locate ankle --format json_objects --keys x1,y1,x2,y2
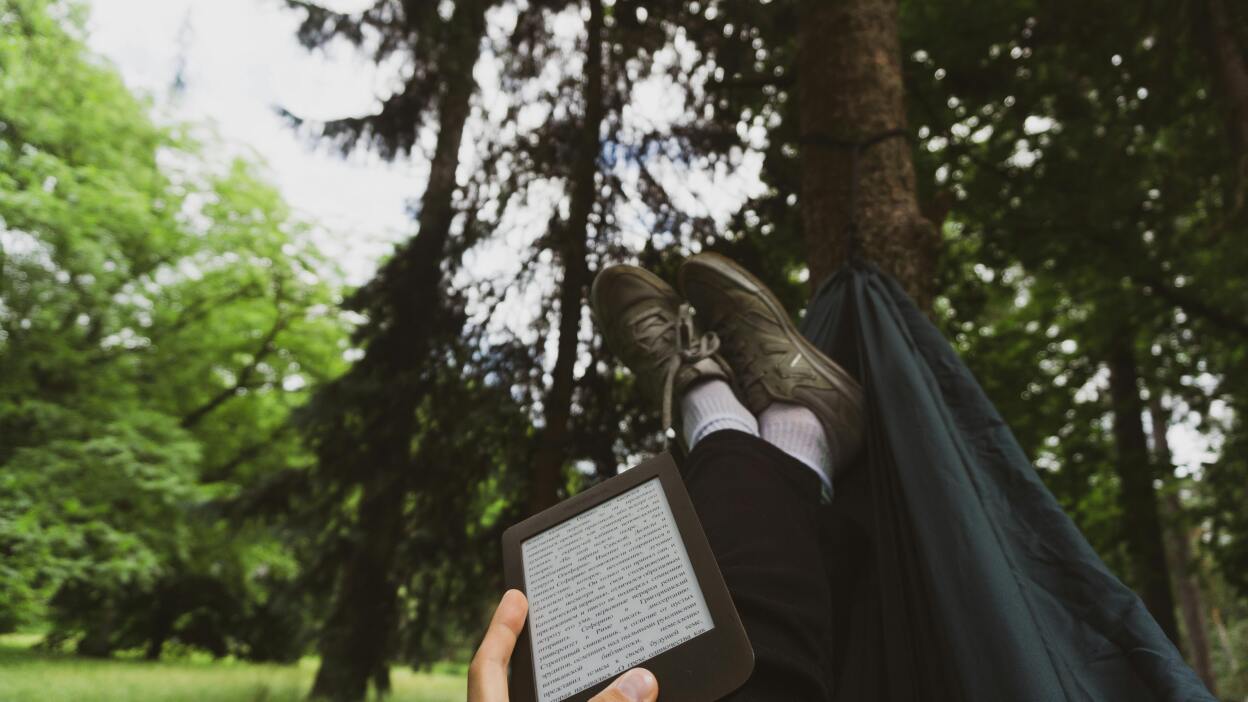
[
  {"x1": 759, "y1": 402, "x2": 833, "y2": 488},
  {"x1": 681, "y1": 380, "x2": 758, "y2": 448}
]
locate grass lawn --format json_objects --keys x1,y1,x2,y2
[{"x1": 0, "y1": 634, "x2": 466, "y2": 702}]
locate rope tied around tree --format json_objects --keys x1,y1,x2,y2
[{"x1": 800, "y1": 128, "x2": 910, "y2": 262}]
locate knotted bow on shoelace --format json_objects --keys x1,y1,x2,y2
[{"x1": 660, "y1": 303, "x2": 721, "y2": 447}]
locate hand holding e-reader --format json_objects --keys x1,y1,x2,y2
[
  {"x1": 492, "y1": 453, "x2": 754, "y2": 702},
  {"x1": 468, "y1": 590, "x2": 660, "y2": 702}
]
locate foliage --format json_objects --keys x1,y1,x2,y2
[
  {"x1": 897, "y1": 0, "x2": 1248, "y2": 592},
  {"x1": 275, "y1": 4, "x2": 546, "y2": 698},
  {"x1": 0, "y1": 0, "x2": 347, "y2": 658},
  {"x1": 878, "y1": 0, "x2": 1248, "y2": 683}
]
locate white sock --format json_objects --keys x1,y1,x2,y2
[
  {"x1": 681, "y1": 380, "x2": 758, "y2": 448},
  {"x1": 759, "y1": 402, "x2": 833, "y2": 489}
]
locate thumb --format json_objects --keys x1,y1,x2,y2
[{"x1": 588, "y1": 668, "x2": 659, "y2": 702}]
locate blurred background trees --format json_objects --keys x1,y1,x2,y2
[
  {"x1": 0, "y1": 0, "x2": 346, "y2": 660},
  {"x1": 2, "y1": 0, "x2": 1247, "y2": 700}
]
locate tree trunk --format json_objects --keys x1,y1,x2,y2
[
  {"x1": 76, "y1": 604, "x2": 116, "y2": 658},
  {"x1": 1197, "y1": 0, "x2": 1248, "y2": 215},
  {"x1": 1212, "y1": 607, "x2": 1239, "y2": 672},
  {"x1": 1148, "y1": 397, "x2": 1217, "y2": 693},
  {"x1": 144, "y1": 632, "x2": 167, "y2": 661},
  {"x1": 308, "y1": 4, "x2": 486, "y2": 700},
  {"x1": 145, "y1": 597, "x2": 173, "y2": 661},
  {"x1": 1106, "y1": 336, "x2": 1180, "y2": 645},
  {"x1": 528, "y1": 0, "x2": 605, "y2": 514},
  {"x1": 310, "y1": 484, "x2": 403, "y2": 702},
  {"x1": 796, "y1": 0, "x2": 938, "y2": 305},
  {"x1": 1204, "y1": 0, "x2": 1248, "y2": 166}
]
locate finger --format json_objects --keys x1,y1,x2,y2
[
  {"x1": 588, "y1": 668, "x2": 659, "y2": 702},
  {"x1": 468, "y1": 589, "x2": 528, "y2": 702}
]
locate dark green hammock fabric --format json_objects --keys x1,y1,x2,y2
[{"x1": 801, "y1": 262, "x2": 1215, "y2": 702}]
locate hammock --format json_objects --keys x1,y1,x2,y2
[{"x1": 802, "y1": 261, "x2": 1214, "y2": 702}]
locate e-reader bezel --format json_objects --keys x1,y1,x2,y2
[{"x1": 502, "y1": 452, "x2": 754, "y2": 702}]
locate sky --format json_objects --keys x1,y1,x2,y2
[{"x1": 84, "y1": 0, "x2": 416, "y2": 286}]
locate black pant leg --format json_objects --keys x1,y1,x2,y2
[{"x1": 683, "y1": 429, "x2": 834, "y2": 702}]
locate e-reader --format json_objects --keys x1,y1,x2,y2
[{"x1": 502, "y1": 453, "x2": 754, "y2": 702}]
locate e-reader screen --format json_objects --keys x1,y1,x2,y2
[{"x1": 520, "y1": 477, "x2": 715, "y2": 702}]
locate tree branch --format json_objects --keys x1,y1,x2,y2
[
  {"x1": 180, "y1": 314, "x2": 288, "y2": 429},
  {"x1": 200, "y1": 423, "x2": 292, "y2": 482},
  {"x1": 1136, "y1": 273, "x2": 1248, "y2": 338}
]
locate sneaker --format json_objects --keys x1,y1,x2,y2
[
  {"x1": 590, "y1": 264, "x2": 734, "y2": 447},
  {"x1": 678, "y1": 252, "x2": 864, "y2": 466}
]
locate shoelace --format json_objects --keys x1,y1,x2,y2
[{"x1": 660, "y1": 303, "x2": 721, "y2": 446}]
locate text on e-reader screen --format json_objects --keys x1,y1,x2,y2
[{"x1": 521, "y1": 477, "x2": 715, "y2": 702}]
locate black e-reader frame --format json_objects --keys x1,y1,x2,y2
[{"x1": 502, "y1": 453, "x2": 754, "y2": 702}]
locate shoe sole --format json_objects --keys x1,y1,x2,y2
[{"x1": 678, "y1": 252, "x2": 862, "y2": 399}]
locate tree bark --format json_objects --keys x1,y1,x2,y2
[
  {"x1": 1212, "y1": 607, "x2": 1239, "y2": 672},
  {"x1": 528, "y1": 0, "x2": 605, "y2": 514},
  {"x1": 76, "y1": 605, "x2": 117, "y2": 658},
  {"x1": 1199, "y1": 0, "x2": 1248, "y2": 213},
  {"x1": 310, "y1": 483, "x2": 404, "y2": 701},
  {"x1": 308, "y1": 3, "x2": 486, "y2": 700},
  {"x1": 1148, "y1": 397, "x2": 1217, "y2": 693},
  {"x1": 144, "y1": 591, "x2": 174, "y2": 661},
  {"x1": 796, "y1": 0, "x2": 938, "y2": 305},
  {"x1": 1205, "y1": 0, "x2": 1248, "y2": 161},
  {"x1": 1106, "y1": 336, "x2": 1180, "y2": 645}
]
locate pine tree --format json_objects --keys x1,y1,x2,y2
[
  {"x1": 281, "y1": 2, "x2": 492, "y2": 699},
  {"x1": 527, "y1": 0, "x2": 607, "y2": 513},
  {"x1": 1107, "y1": 331, "x2": 1181, "y2": 642}
]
